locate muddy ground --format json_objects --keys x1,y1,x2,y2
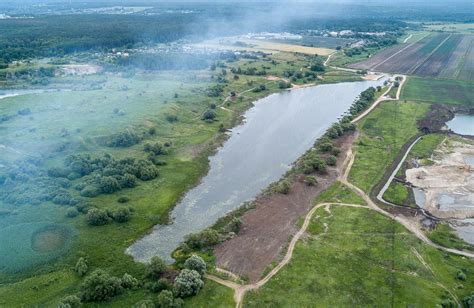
[{"x1": 214, "y1": 132, "x2": 357, "y2": 282}]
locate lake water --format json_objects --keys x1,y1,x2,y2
[
  {"x1": 447, "y1": 114, "x2": 474, "y2": 136},
  {"x1": 127, "y1": 79, "x2": 386, "y2": 263}
]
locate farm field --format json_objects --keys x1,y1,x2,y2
[
  {"x1": 272, "y1": 35, "x2": 354, "y2": 49},
  {"x1": 244, "y1": 206, "x2": 474, "y2": 307},
  {"x1": 401, "y1": 77, "x2": 474, "y2": 106},
  {"x1": 349, "y1": 33, "x2": 474, "y2": 81}
]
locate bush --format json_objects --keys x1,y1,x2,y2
[
  {"x1": 305, "y1": 175, "x2": 318, "y2": 186},
  {"x1": 331, "y1": 147, "x2": 341, "y2": 157},
  {"x1": 457, "y1": 270, "x2": 467, "y2": 281},
  {"x1": 99, "y1": 176, "x2": 121, "y2": 193},
  {"x1": 121, "y1": 273, "x2": 138, "y2": 289},
  {"x1": 144, "y1": 143, "x2": 166, "y2": 155},
  {"x1": 66, "y1": 207, "x2": 79, "y2": 218},
  {"x1": 326, "y1": 155, "x2": 337, "y2": 166},
  {"x1": 119, "y1": 173, "x2": 137, "y2": 188},
  {"x1": 75, "y1": 257, "x2": 88, "y2": 276},
  {"x1": 86, "y1": 208, "x2": 111, "y2": 226},
  {"x1": 156, "y1": 290, "x2": 184, "y2": 308},
  {"x1": 319, "y1": 142, "x2": 333, "y2": 153},
  {"x1": 112, "y1": 207, "x2": 132, "y2": 223},
  {"x1": 58, "y1": 295, "x2": 81, "y2": 308},
  {"x1": 462, "y1": 291, "x2": 474, "y2": 308},
  {"x1": 135, "y1": 299, "x2": 155, "y2": 308},
  {"x1": 146, "y1": 256, "x2": 167, "y2": 279},
  {"x1": 184, "y1": 229, "x2": 220, "y2": 250},
  {"x1": 201, "y1": 110, "x2": 217, "y2": 121},
  {"x1": 225, "y1": 217, "x2": 242, "y2": 233},
  {"x1": 174, "y1": 269, "x2": 204, "y2": 298},
  {"x1": 117, "y1": 196, "x2": 130, "y2": 203},
  {"x1": 275, "y1": 180, "x2": 291, "y2": 194},
  {"x1": 148, "y1": 278, "x2": 172, "y2": 293},
  {"x1": 184, "y1": 255, "x2": 207, "y2": 277},
  {"x1": 108, "y1": 130, "x2": 142, "y2": 147},
  {"x1": 80, "y1": 185, "x2": 100, "y2": 198},
  {"x1": 80, "y1": 269, "x2": 123, "y2": 302}
]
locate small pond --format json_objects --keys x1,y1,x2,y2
[{"x1": 446, "y1": 114, "x2": 474, "y2": 136}]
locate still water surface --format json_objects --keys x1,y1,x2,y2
[{"x1": 127, "y1": 79, "x2": 386, "y2": 263}]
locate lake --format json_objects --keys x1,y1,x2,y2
[
  {"x1": 127, "y1": 79, "x2": 387, "y2": 263},
  {"x1": 447, "y1": 114, "x2": 474, "y2": 136}
]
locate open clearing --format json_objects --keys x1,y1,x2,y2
[
  {"x1": 349, "y1": 33, "x2": 474, "y2": 81},
  {"x1": 244, "y1": 206, "x2": 474, "y2": 307}
]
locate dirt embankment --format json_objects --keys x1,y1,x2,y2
[{"x1": 214, "y1": 132, "x2": 357, "y2": 282}]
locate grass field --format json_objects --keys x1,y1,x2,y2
[
  {"x1": 348, "y1": 101, "x2": 430, "y2": 193},
  {"x1": 245, "y1": 206, "x2": 474, "y2": 307},
  {"x1": 401, "y1": 77, "x2": 474, "y2": 106}
]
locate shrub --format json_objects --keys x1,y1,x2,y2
[
  {"x1": 80, "y1": 185, "x2": 100, "y2": 198},
  {"x1": 80, "y1": 269, "x2": 123, "y2": 302},
  {"x1": 119, "y1": 173, "x2": 137, "y2": 188},
  {"x1": 226, "y1": 217, "x2": 242, "y2": 233},
  {"x1": 117, "y1": 196, "x2": 130, "y2": 203},
  {"x1": 156, "y1": 290, "x2": 184, "y2": 308},
  {"x1": 99, "y1": 176, "x2": 121, "y2": 193},
  {"x1": 201, "y1": 110, "x2": 217, "y2": 121},
  {"x1": 66, "y1": 207, "x2": 79, "y2": 218},
  {"x1": 121, "y1": 273, "x2": 138, "y2": 289},
  {"x1": 86, "y1": 208, "x2": 111, "y2": 226},
  {"x1": 146, "y1": 256, "x2": 167, "y2": 279},
  {"x1": 75, "y1": 257, "x2": 88, "y2": 276},
  {"x1": 184, "y1": 255, "x2": 207, "y2": 277},
  {"x1": 174, "y1": 269, "x2": 204, "y2": 298},
  {"x1": 108, "y1": 130, "x2": 142, "y2": 147},
  {"x1": 462, "y1": 292, "x2": 474, "y2": 308},
  {"x1": 184, "y1": 229, "x2": 220, "y2": 250},
  {"x1": 326, "y1": 156, "x2": 337, "y2": 166},
  {"x1": 148, "y1": 278, "x2": 172, "y2": 293},
  {"x1": 319, "y1": 142, "x2": 333, "y2": 153},
  {"x1": 58, "y1": 295, "x2": 81, "y2": 308},
  {"x1": 457, "y1": 270, "x2": 467, "y2": 281},
  {"x1": 112, "y1": 207, "x2": 132, "y2": 223},
  {"x1": 144, "y1": 143, "x2": 166, "y2": 155},
  {"x1": 135, "y1": 299, "x2": 155, "y2": 308},
  {"x1": 331, "y1": 147, "x2": 341, "y2": 157},
  {"x1": 305, "y1": 176, "x2": 318, "y2": 186},
  {"x1": 276, "y1": 180, "x2": 291, "y2": 194},
  {"x1": 165, "y1": 114, "x2": 178, "y2": 123}
]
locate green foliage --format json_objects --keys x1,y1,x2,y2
[
  {"x1": 462, "y1": 291, "x2": 474, "y2": 308},
  {"x1": 80, "y1": 269, "x2": 123, "y2": 302},
  {"x1": 278, "y1": 80, "x2": 292, "y2": 89},
  {"x1": 184, "y1": 229, "x2": 220, "y2": 250},
  {"x1": 304, "y1": 175, "x2": 318, "y2": 186},
  {"x1": 58, "y1": 295, "x2": 81, "y2": 308},
  {"x1": 86, "y1": 208, "x2": 111, "y2": 226},
  {"x1": 173, "y1": 269, "x2": 204, "y2": 298},
  {"x1": 112, "y1": 207, "x2": 132, "y2": 223},
  {"x1": 74, "y1": 257, "x2": 88, "y2": 277},
  {"x1": 275, "y1": 179, "x2": 291, "y2": 194},
  {"x1": 319, "y1": 142, "x2": 333, "y2": 153},
  {"x1": 108, "y1": 130, "x2": 143, "y2": 147},
  {"x1": 148, "y1": 278, "x2": 172, "y2": 293},
  {"x1": 99, "y1": 176, "x2": 121, "y2": 193},
  {"x1": 146, "y1": 256, "x2": 167, "y2": 279},
  {"x1": 144, "y1": 143, "x2": 166, "y2": 155},
  {"x1": 156, "y1": 290, "x2": 184, "y2": 308},
  {"x1": 121, "y1": 273, "x2": 138, "y2": 289},
  {"x1": 184, "y1": 255, "x2": 207, "y2": 277},
  {"x1": 201, "y1": 110, "x2": 217, "y2": 121},
  {"x1": 457, "y1": 270, "x2": 467, "y2": 281},
  {"x1": 66, "y1": 207, "x2": 79, "y2": 218},
  {"x1": 326, "y1": 155, "x2": 337, "y2": 166}
]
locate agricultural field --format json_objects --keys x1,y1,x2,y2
[
  {"x1": 272, "y1": 35, "x2": 355, "y2": 49},
  {"x1": 245, "y1": 206, "x2": 473, "y2": 307},
  {"x1": 401, "y1": 77, "x2": 474, "y2": 106},
  {"x1": 349, "y1": 33, "x2": 474, "y2": 81}
]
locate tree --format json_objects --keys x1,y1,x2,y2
[
  {"x1": 119, "y1": 173, "x2": 137, "y2": 188},
  {"x1": 319, "y1": 142, "x2": 333, "y2": 153},
  {"x1": 75, "y1": 257, "x2": 88, "y2": 276},
  {"x1": 80, "y1": 269, "x2": 123, "y2": 302},
  {"x1": 86, "y1": 208, "x2": 111, "y2": 226},
  {"x1": 146, "y1": 256, "x2": 167, "y2": 279},
  {"x1": 184, "y1": 255, "x2": 207, "y2": 277},
  {"x1": 184, "y1": 229, "x2": 220, "y2": 250},
  {"x1": 112, "y1": 207, "x2": 131, "y2": 223},
  {"x1": 156, "y1": 290, "x2": 184, "y2": 308},
  {"x1": 58, "y1": 295, "x2": 81, "y2": 308},
  {"x1": 99, "y1": 176, "x2": 121, "y2": 193},
  {"x1": 201, "y1": 110, "x2": 216, "y2": 121},
  {"x1": 462, "y1": 291, "x2": 474, "y2": 308},
  {"x1": 121, "y1": 273, "x2": 138, "y2": 289},
  {"x1": 66, "y1": 207, "x2": 79, "y2": 218},
  {"x1": 174, "y1": 269, "x2": 204, "y2": 298}
]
